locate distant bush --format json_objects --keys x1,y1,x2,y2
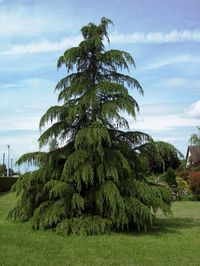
[
  {"x1": 179, "y1": 193, "x2": 195, "y2": 201},
  {"x1": 176, "y1": 177, "x2": 188, "y2": 192},
  {"x1": 176, "y1": 168, "x2": 191, "y2": 181},
  {"x1": 189, "y1": 172, "x2": 200, "y2": 200},
  {"x1": 0, "y1": 177, "x2": 18, "y2": 192},
  {"x1": 191, "y1": 166, "x2": 200, "y2": 173},
  {"x1": 164, "y1": 168, "x2": 177, "y2": 187},
  {"x1": 175, "y1": 177, "x2": 190, "y2": 200}
]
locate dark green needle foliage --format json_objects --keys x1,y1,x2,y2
[
  {"x1": 145, "y1": 141, "x2": 183, "y2": 174},
  {"x1": 9, "y1": 18, "x2": 172, "y2": 235}
]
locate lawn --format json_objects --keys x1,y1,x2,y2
[{"x1": 0, "y1": 192, "x2": 200, "y2": 266}]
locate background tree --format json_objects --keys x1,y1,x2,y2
[
  {"x1": 0, "y1": 164, "x2": 6, "y2": 176},
  {"x1": 147, "y1": 141, "x2": 183, "y2": 174},
  {"x1": 164, "y1": 168, "x2": 177, "y2": 187},
  {"x1": 9, "y1": 18, "x2": 172, "y2": 235},
  {"x1": 0, "y1": 164, "x2": 14, "y2": 177},
  {"x1": 189, "y1": 127, "x2": 200, "y2": 146}
]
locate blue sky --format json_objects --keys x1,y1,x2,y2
[{"x1": 0, "y1": 0, "x2": 200, "y2": 170}]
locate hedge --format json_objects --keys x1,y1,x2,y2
[
  {"x1": 189, "y1": 172, "x2": 200, "y2": 200},
  {"x1": 0, "y1": 177, "x2": 18, "y2": 192}
]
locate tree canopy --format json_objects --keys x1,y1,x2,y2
[
  {"x1": 189, "y1": 127, "x2": 200, "y2": 146},
  {"x1": 147, "y1": 141, "x2": 183, "y2": 174},
  {"x1": 9, "y1": 18, "x2": 172, "y2": 235}
]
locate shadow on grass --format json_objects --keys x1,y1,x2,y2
[
  {"x1": 117, "y1": 217, "x2": 200, "y2": 237},
  {"x1": 142, "y1": 217, "x2": 200, "y2": 236},
  {"x1": 0, "y1": 191, "x2": 11, "y2": 197},
  {"x1": 1, "y1": 192, "x2": 199, "y2": 237}
]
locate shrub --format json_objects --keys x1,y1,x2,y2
[
  {"x1": 175, "y1": 177, "x2": 189, "y2": 200},
  {"x1": 189, "y1": 172, "x2": 200, "y2": 200},
  {"x1": 0, "y1": 177, "x2": 18, "y2": 192},
  {"x1": 179, "y1": 193, "x2": 194, "y2": 201},
  {"x1": 176, "y1": 177, "x2": 188, "y2": 192},
  {"x1": 176, "y1": 168, "x2": 191, "y2": 181},
  {"x1": 164, "y1": 168, "x2": 177, "y2": 187},
  {"x1": 192, "y1": 166, "x2": 200, "y2": 173}
]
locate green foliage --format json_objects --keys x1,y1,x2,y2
[
  {"x1": 176, "y1": 177, "x2": 188, "y2": 193},
  {"x1": 56, "y1": 216, "x2": 111, "y2": 236},
  {"x1": 16, "y1": 152, "x2": 48, "y2": 167},
  {"x1": 164, "y1": 168, "x2": 177, "y2": 187},
  {"x1": 0, "y1": 164, "x2": 15, "y2": 177},
  {"x1": 49, "y1": 138, "x2": 59, "y2": 151},
  {"x1": 177, "y1": 159, "x2": 186, "y2": 171},
  {"x1": 0, "y1": 164, "x2": 6, "y2": 176},
  {"x1": 176, "y1": 168, "x2": 191, "y2": 181},
  {"x1": 189, "y1": 126, "x2": 200, "y2": 145},
  {"x1": 29, "y1": 200, "x2": 66, "y2": 230},
  {"x1": 146, "y1": 141, "x2": 182, "y2": 174},
  {"x1": 10, "y1": 17, "x2": 173, "y2": 235},
  {"x1": 189, "y1": 172, "x2": 200, "y2": 200},
  {"x1": 0, "y1": 177, "x2": 18, "y2": 192}
]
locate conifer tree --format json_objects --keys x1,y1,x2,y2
[{"x1": 9, "y1": 18, "x2": 172, "y2": 235}]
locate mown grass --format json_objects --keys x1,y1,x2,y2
[{"x1": 0, "y1": 192, "x2": 200, "y2": 266}]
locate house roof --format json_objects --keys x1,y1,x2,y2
[{"x1": 186, "y1": 146, "x2": 200, "y2": 163}]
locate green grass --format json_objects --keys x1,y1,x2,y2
[{"x1": 0, "y1": 193, "x2": 200, "y2": 266}]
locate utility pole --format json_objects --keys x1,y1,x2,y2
[
  {"x1": 7, "y1": 145, "x2": 10, "y2": 177},
  {"x1": 11, "y1": 158, "x2": 13, "y2": 177},
  {"x1": 3, "y1": 153, "x2": 5, "y2": 176}
]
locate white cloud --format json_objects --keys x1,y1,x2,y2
[
  {"x1": 110, "y1": 30, "x2": 200, "y2": 44},
  {"x1": 154, "y1": 136, "x2": 186, "y2": 143},
  {"x1": 0, "y1": 78, "x2": 58, "y2": 159},
  {"x1": 127, "y1": 114, "x2": 200, "y2": 131},
  {"x1": 0, "y1": 5, "x2": 73, "y2": 37},
  {"x1": 3, "y1": 36, "x2": 82, "y2": 55},
  {"x1": 146, "y1": 55, "x2": 200, "y2": 70},
  {"x1": 163, "y1": 77, "x2": 188, "y2": 87},
  {"x1": 185, "y1": 100, "x2": 200, "y2": 118},
  {"x1": 0, "y1": 133, "x2": 39, "y2": 161},
  {"x1": 3, "y1": 29, "x2": 200, "y2": 56},
  {"x1": 0, "y1": 78, "x2": 57, "y2": 108},
  {"x1": 1, "y1": 116, "x2": 40, "y2": 131},
  {"x1": 161, "y1": 77, "x2": 200, "y2": 89},
  {"x1": 0, "y1": 83, "x2": 23, "y2": 89},
  {"x1": 127, "y1": 100, "x2": 200, "y2": 133},
  {"x1": 138, "y1": 101, "x2": 186, "y2": 116}
]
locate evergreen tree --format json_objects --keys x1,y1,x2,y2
[
  {"x1": 9, "y1": 18, "x2": 172, "y2": 235},
  {"x1": 147, "y1": 141, "x2": 183, "y2": 174},
  {"x1": 49, "y1": 138, "x2": 59, "y2": 152}
]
